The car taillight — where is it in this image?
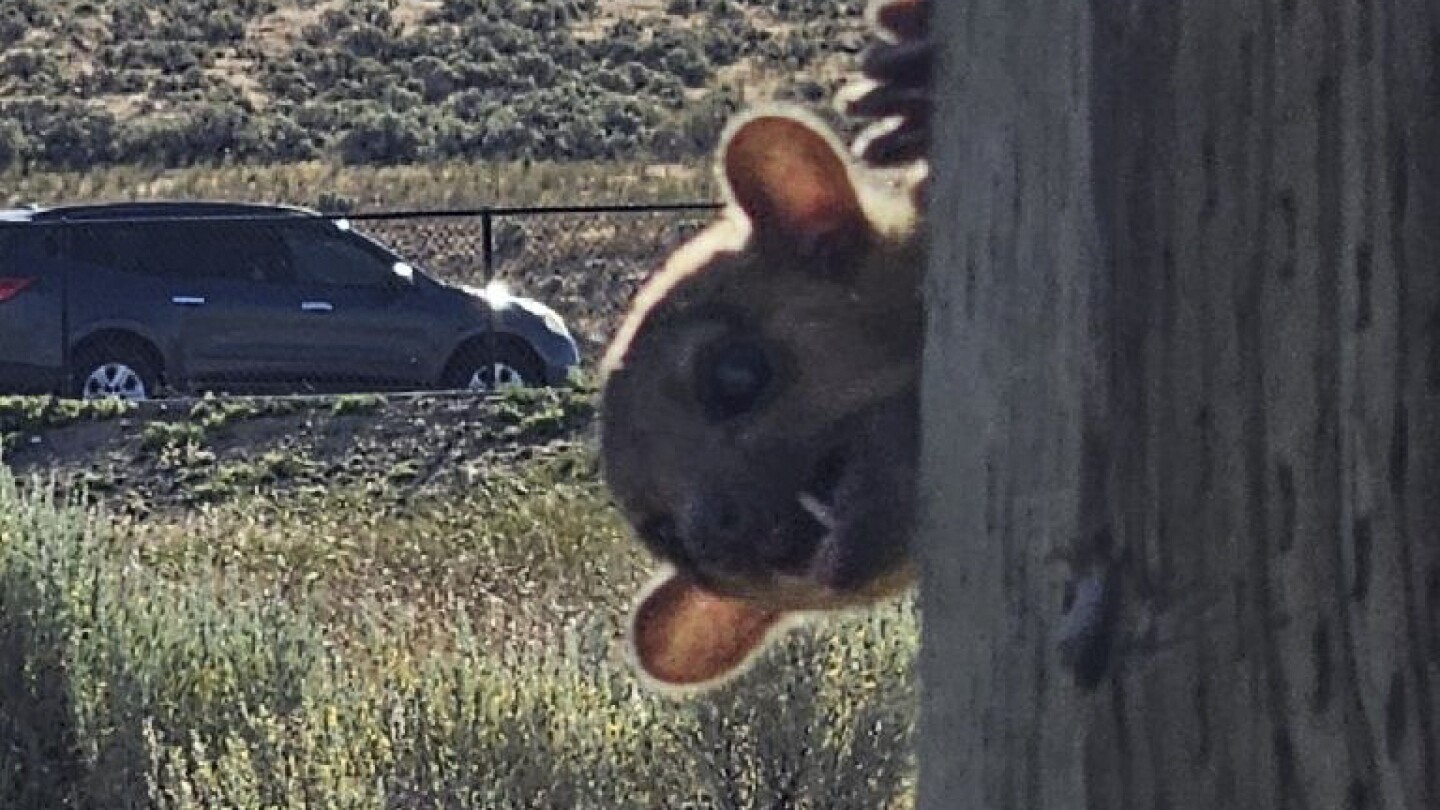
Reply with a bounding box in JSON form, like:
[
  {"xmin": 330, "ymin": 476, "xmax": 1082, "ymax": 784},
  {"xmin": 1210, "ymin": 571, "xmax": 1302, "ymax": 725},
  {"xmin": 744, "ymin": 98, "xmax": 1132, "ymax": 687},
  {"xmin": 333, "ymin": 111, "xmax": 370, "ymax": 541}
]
[{"xmin": 0, "ymin": 277, "xmax": 35, "ymax": 302}]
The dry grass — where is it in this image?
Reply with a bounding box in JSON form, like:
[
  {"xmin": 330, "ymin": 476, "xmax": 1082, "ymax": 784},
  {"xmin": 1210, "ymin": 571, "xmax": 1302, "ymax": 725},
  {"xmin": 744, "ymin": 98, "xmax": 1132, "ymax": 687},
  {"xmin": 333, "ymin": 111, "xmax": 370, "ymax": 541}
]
[
  {"xmin": 0, "ymin": 396, "xmax": 919, "ymax": 807},
  {"xmin": 2, "ymin": 159, "xmax": 715, "ymax": 211}
]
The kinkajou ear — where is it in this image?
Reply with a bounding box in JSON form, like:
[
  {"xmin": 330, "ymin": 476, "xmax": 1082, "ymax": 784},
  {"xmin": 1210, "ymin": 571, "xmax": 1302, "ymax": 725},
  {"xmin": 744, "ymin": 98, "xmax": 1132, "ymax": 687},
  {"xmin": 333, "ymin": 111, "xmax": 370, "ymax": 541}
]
[
  {"xmin": 628, "ymin": 567, "xmax": 789, "ymax": 693},
  {"xmin": 720, "ymin": 111, "xmax": 867, "ymax": 258}
]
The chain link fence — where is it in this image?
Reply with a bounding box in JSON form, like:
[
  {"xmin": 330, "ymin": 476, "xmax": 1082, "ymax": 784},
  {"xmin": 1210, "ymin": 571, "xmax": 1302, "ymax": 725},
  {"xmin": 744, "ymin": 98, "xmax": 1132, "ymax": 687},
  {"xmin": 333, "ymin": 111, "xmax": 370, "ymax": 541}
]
[
  {"xmin": 0, "ymin": 202, "xmax": 719, "ymax": 401},
  {"xmin": 350, "ymin": 204, "xmax": 717, "ymax": 361}
]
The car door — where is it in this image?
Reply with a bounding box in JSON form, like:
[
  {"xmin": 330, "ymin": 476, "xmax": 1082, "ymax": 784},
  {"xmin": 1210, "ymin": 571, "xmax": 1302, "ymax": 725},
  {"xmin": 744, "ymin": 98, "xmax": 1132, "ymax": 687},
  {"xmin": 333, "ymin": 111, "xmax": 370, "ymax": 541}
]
[
  {"xmin": 75, "ymin": 220, "xmax": 305, "ymax": 390},
  {"xmin": 172, "ymin": 220, "xmax": 316, "ymax": 389},
  {"xmin": 270, "ymin": 220, "xmax": 437, "ymax": 388}
]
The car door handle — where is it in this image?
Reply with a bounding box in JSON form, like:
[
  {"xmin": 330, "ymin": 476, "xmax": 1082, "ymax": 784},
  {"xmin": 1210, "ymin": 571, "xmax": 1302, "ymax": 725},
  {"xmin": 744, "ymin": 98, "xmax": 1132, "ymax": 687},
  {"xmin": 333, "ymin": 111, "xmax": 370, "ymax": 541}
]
[
  {"xmin": 171, "ymin": 296, "xmax": 206, "ymax": 306},
  {"xmin": 301, "ymin": 301, "xmax": 333, "ymax": 312}
]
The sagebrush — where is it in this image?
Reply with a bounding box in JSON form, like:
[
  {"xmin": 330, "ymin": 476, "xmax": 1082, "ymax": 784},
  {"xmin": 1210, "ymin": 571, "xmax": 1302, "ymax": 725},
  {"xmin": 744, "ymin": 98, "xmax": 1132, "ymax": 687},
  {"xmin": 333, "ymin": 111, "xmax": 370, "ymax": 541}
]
[
  {"xmin": 0, "ymin": 421, "xmax": 917, "ymax": 808},
  {"xmin": 0, "ymin": 0, "xmax": 866, "ymax": 170}
]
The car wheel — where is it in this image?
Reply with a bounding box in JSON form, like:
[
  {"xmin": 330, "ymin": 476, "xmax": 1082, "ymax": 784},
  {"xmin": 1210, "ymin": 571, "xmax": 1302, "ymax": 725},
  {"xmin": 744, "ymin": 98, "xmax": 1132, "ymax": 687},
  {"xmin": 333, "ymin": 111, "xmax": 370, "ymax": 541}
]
[
  {"xmin": 71, "ymin": 346, "xmax": 159, "ymax": 402},
  {"xmin": 444, "ymin": 341, "xmax": 543, "ymax": 394}
]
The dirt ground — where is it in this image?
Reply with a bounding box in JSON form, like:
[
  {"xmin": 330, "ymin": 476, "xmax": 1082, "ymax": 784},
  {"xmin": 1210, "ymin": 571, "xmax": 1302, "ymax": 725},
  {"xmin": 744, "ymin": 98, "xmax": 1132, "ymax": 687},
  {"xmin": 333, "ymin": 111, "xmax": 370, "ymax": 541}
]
[{"xmin": 0, "ymin": 390, "xmax": 597, "ymax": 513}]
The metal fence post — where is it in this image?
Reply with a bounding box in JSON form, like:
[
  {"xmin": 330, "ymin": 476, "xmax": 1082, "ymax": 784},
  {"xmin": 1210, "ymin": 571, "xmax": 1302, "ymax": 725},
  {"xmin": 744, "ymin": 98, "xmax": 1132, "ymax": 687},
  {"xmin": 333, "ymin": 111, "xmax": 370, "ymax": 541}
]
[{"xmin": 480, "ymin": 209, "xmax": 495, "ymax": 284}]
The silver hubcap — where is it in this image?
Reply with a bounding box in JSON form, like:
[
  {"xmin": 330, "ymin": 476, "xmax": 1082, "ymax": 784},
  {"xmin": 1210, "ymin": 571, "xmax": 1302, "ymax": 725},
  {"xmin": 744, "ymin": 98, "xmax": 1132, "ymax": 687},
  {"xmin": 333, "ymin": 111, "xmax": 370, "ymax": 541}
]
[
  {"xmin": 466, "ymin": 362, "xmax": 525, "ymax": 393},
  {"xmin": 82, "ymin": 362, "xmax": 148, "ymax": 401}
]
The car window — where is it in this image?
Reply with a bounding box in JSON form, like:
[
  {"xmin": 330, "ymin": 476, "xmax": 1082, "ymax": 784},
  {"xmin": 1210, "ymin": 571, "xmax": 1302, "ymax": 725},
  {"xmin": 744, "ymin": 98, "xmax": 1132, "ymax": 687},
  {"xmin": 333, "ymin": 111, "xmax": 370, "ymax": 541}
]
[
  {"xmin": 0, "ymin": 227, "xmax": 18, "ymax": 274},
  {"xmin": 67, "ymin": 222, "xmax": 203, "ymax": 278},
  {"xmin": 65, "ymin": 223, "xmax": 127, "ymax": 271},
  {"xmin": 281, "ymin": 224, "xmax": 399, "ymax": 288},
  {"xmin": 206, "ymin": 223, "xmax": 296, "ymax": 284},
  {"xmin": 3, "ymin": 228, "xmax": 56, "ymax": 272},
  {"xmin": 63, "ymin": 221, "xmax": 297, "ymax": 284}
]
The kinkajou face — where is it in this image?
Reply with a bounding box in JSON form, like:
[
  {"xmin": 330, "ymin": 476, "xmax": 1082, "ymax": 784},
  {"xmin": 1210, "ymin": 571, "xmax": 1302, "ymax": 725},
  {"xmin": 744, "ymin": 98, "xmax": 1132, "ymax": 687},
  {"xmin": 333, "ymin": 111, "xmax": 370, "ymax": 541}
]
[
  {"xmin": 600, "ymin": 0, "xmax": 934, "ymax": 692},
  {"xmin": 600, "ymin": 109, "xmax": 924, "ymax": 690}
]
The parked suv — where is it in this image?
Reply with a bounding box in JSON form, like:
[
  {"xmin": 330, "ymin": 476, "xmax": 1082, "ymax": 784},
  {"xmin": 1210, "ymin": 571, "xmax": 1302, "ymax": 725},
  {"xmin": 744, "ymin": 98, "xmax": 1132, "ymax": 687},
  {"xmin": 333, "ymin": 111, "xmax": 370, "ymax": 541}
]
[{"xmin": 0, "ymin": 202, "xmax": 580, "ymax": 400}]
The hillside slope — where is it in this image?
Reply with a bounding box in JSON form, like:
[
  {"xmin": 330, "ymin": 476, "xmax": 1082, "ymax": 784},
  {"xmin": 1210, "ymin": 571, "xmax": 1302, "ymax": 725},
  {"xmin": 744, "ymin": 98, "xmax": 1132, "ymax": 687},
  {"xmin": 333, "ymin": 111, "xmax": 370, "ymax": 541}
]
[{"xmin": 0, "ymin": 0, "xmax": 867, "ymax": 170}]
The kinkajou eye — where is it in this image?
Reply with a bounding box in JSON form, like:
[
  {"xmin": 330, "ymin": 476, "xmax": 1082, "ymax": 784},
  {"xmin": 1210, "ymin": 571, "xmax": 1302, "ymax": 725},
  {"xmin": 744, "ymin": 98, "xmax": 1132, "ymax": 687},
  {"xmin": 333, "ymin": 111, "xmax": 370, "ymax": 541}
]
[
  {"xmin": 697, "ymin": 339, "xmax": 774, "ymax": 420},
  {"xmin": 639, "ymin": 514, "xmax": 683, "ymax": 557}
]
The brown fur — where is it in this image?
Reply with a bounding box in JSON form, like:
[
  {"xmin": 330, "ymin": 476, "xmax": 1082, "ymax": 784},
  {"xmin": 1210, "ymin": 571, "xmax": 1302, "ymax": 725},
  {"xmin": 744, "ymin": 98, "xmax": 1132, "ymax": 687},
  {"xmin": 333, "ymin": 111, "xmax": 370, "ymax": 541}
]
[{"xmin": 600, "ymin": 108, "xmax": 925, "ymax": 690}]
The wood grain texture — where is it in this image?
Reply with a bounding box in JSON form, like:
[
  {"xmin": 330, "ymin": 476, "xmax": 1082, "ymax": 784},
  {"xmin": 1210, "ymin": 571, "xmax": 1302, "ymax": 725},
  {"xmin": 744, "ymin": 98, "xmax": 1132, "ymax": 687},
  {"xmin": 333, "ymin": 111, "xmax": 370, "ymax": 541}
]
[{"xmin": 917, "ymin": 1, "xmax": 1439, "ymax": 807}]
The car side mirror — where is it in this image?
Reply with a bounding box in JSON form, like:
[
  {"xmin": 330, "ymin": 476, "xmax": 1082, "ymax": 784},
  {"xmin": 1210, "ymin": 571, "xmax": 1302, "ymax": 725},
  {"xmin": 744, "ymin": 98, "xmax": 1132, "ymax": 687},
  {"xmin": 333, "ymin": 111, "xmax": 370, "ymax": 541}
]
[{"xmin": 391, "ymin": 262, "xmax": 417, "ymax": 289}]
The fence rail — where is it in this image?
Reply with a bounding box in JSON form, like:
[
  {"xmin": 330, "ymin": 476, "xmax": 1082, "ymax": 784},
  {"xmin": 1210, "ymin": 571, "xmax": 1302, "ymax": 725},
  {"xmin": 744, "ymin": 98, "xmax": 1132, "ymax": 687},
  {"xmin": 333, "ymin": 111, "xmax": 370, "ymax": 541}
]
[{"xmin": 0, "ymin": 202, "xmax": 722, "ymax": 400}]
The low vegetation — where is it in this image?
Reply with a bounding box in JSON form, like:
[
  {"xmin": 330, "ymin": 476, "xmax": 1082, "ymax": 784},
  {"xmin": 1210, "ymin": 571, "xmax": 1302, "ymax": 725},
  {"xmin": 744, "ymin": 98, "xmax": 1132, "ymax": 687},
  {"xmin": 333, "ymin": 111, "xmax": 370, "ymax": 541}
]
[
  {"xmin": 0, "ymin": 390, "xmax": 918, "ymax": 807},
  {"xmin": 0, "ymin": 159, "xmax": 714, "ymax": 211},
  {"xmin": 0, "ymin": 0, "xmax": 868, "ymax": 171},
  {"xmin": 0, "ymin": 394, "xmax": 136, "ymax": 434}
]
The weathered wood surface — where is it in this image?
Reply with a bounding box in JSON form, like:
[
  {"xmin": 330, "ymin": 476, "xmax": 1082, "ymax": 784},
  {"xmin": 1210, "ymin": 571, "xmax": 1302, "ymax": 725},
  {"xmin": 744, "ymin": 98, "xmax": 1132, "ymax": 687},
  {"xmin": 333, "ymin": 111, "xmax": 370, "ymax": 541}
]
[{"xmin": 917, "ymin": 1, "xmax": 1439, "ymax": 807}]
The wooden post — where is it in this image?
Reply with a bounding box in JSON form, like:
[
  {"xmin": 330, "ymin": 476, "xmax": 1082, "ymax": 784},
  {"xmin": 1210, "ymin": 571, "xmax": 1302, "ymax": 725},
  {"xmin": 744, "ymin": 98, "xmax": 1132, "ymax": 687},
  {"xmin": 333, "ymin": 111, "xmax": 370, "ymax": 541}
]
[{"xmin": 916, "ymin": 1, "xmax": 1440, "ymax": 807}]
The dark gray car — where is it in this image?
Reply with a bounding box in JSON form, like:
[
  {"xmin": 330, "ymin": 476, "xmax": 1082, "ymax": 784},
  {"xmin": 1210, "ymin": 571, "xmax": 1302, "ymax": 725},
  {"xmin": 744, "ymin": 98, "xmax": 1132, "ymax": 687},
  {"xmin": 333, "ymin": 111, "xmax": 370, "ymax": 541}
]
[{"xmin": 0, "ymin": 202, "xmax": 580, "ymax": 400}]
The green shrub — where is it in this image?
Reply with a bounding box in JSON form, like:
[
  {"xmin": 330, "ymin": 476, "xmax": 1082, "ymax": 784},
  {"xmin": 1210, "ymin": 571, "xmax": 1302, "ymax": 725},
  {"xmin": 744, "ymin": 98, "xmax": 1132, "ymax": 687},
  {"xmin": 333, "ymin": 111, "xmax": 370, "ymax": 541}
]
[
  {"xmin": 0, "ymin": 120, "xmax": 27, "ymax": 171},
  {"xmin": 661, "ymin": 44, "xmax": 713, "ymax": 88},
  {"xmin": 0, "ymin": 7, "xmax": 27, "ymax": 47},
  {"xmin": 0, "ymin": 394, "xmax": 133, "ymax": 435},
  {"xmin": 0, "ymin": 450, "xmax": 918, "ymax": 808},
  {"xmin": 338, "ymin": 111, "xmax": 426, "ymax": 165},
  {"xmin": 0, "ymin": 0, "xmax": 872, "ymax": 170},
  {"xmin": 200, "ymin": 10, "xmax": 246, "ymax": 44},
  {"xmin": 117, "ymin": 103, "xmax": 254, "ymax": 166},
  {"xmin": 140, "ymin": 420, "xmax": 206, "ymax": 451},
  {"xmin": 339, "ymin": 23, "xmax": 393, "ymax": 60},
  {"xmin": 241, "ymin": 114, "xmax": 320, "ymax": 162},
  {"xmin": 18, "ymin": 101, "xmax": 118, "ymax": 168}
]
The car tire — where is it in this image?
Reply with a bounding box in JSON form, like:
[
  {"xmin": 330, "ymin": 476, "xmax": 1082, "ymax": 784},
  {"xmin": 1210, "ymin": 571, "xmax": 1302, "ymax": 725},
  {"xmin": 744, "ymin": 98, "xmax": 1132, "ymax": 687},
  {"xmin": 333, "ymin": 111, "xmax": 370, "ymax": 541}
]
[
  {"xmin": 70, "ymin": 344, "xmax": 160, "ymax": 402},
  {"xmin": 443, "ymin": 339, "xmax": 544, "ymax": 394}
]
